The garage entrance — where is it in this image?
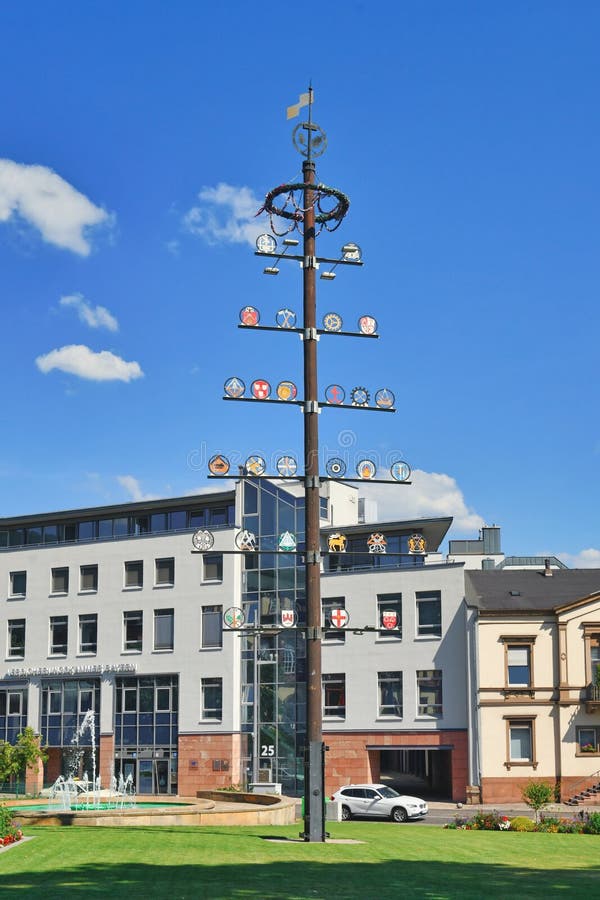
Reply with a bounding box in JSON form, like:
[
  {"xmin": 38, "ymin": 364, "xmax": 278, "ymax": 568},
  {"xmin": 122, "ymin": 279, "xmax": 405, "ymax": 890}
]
[{"xmin": 378, "ymin": 748, "xmax": 452, "ymax": 800}]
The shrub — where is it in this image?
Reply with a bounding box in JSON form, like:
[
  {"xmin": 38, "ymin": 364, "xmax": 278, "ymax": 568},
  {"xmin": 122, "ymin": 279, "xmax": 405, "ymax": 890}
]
[
  {"xmin": 0, "ymin": 804, "xmax": 21, "ymax": 842},
  {"xmin": 510, "ymin": 816, "xmax": 535, "ymax": 832},
  {"xmin": 557, "ymin": 817, "xmax": 584, "ymax": 834},
  {"xmin": 537, "ymin": 815, "xmax": 561, "ymax": 833},
  {"xmin": 522, "ymin": 780, "xmax": 554, "ymax": 823},
  {"xmin": 582, "ymin": 811, "xmax": 600, "ymax": 835},
  {"xmin": 471, "ymin": 810, "xmax": 508, "ymax": 831}
]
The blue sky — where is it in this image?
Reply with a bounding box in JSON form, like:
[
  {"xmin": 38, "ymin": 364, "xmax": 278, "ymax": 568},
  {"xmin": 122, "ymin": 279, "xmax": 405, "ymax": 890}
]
[{"xmin": 1, "ymin": 1, "xmax": 598, "ymax": 564}]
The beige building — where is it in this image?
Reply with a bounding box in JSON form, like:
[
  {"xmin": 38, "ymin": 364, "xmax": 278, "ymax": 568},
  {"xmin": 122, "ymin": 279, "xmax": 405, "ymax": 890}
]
[{"xmin": 466, "ymin": 567, "xmax": 600, "ymax": 803}]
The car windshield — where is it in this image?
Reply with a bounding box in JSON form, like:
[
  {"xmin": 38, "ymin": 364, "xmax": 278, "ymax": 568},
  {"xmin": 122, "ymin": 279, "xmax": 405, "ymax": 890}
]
[{"xmin": 377, "ymin": 786, "xmax": 400, "ymax": 798}]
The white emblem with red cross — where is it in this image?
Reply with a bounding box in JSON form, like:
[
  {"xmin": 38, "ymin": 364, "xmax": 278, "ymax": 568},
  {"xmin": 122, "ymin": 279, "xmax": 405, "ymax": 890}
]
[{"xmin": 329, "ymin": 608, "xmax": 349, "ymax": 629}]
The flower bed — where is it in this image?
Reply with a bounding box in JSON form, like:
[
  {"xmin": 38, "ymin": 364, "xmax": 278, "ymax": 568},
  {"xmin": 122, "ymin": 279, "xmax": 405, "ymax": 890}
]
[
  {"xmin": 444, "ymin": 809, "xmax": 600, "ymax": 834},
  {"xmin": 0, "ymin": 804, "xmax": 23, "ymax": 847}
]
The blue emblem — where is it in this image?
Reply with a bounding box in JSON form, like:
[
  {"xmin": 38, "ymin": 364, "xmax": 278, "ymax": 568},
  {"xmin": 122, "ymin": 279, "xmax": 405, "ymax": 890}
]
[
  {"xmin": 224, "ymin": 377, "xmax": 245, "ymax": 398},
  {"xmin": 276, "ymin": 456, "xmax": 298, "ymax": 477},
  {"xmin": 325, "ymin": 458, "xmax": 347, "ymax": 478},
  {"xmin": 390, "ymin": 460, "xmax": 411, "ymax": 482},
  {"xmin": 374, "ymin": 388, "xmax": 395, "ymax": 409}
]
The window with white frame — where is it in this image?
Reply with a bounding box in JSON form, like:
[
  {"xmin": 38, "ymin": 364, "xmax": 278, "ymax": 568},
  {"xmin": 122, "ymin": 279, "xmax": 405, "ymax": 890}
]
[
  {"xmin": 592, "ymin": 639, "xmax": 600, "ymax": 685},
  {"xmin": 123, "ymin": 610, "xmax": 143, "ymax": 652},
  {"xmin": 202, "ymin": 554, "xmax": 223, "ymax": 583},
  {"xmin": 377, "ymin": 594, "xmax": 402, "ymax": 638},
  {"xmin": 507, "ymin": 719, "xmax": 534, "ymax": 763},
  {"xmin": 378, "ymin": 671, "xmax": 402, "ymax": 717},
  {"xmin": 49, "ymin": 616, "xmax": 68, "ymax": 655},
  {"xmin": 322, "ymin": 597, "xmax": 346, "ymax": 643},
  {"xmin": 51, "ymin": 567, "xmax": 69, "ymax": 594},
  {"xmin": 201, "ymin": 677, "xmax": 222, "ymax": 719},
  {"xmin": 417, "ymin": 669, "xmax": 442, "ymax": 717},
  {"xmin": 79, "ymin": 614, "xmax": 98, "ymax": 654},
  {"xmin": 416, "ymin": 591, "xmax": 441, "ymax": 638},
  {"xmin": 10, "ymin": 571, "xmax": 26, "ymax": 597},
  {"xmin": 155, "ymin": 557, "xmax": 174, "ymax": 587},
  {"xmin": 577, "ymin": 726, "xmax": 600, "ymax": 754},
  {"xmin": 124, "ymin": 560, "xmax": 143, "ymax": 589},
  {"xmin": 154, "ymin": 608, "xmax": 174, "ymax": 651},
  {"xmin": 323, "ymin": 673, "xmax": 345, "ymax": 718},
  {"xmin": 506, "ymin": 644, "xmax": 531, "ymax": 687},
  {"xmin": 7, "ymin": 619, "xmax": 25, "ymax": 658},
  {"xmin": 80, "ymin": 564, "xmax": 98, "ymax": 592},
  {"xmin": 201, "ymin": 605, "xmax": 223, "ymax": 649}
]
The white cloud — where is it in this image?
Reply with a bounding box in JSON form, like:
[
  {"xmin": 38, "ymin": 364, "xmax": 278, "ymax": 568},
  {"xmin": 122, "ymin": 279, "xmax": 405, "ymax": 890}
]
[
  {"xmin": 35, "ymin": 345, "xmax": 143, "ymax": 382},
  {"xmin": 554, "ymin": 548, "xmax": 600, "ymax": 569},
  {"xmin": 182, "ymin": 183, "xmax": 265, "ymax": 247},
  {"xmin": 0, "ymin": 159, "xmax": 111, "ymax": 255},
  {"xmin": 60, "ymin": 293, "xmax": 119, "ymax": 331},
  {"xmin": 359, "ymin": 468, "xmax": 485, "ymax": 532},
  {"xmin": 117, "ymin": 475, "xmax": 159, "ymax": 502}
]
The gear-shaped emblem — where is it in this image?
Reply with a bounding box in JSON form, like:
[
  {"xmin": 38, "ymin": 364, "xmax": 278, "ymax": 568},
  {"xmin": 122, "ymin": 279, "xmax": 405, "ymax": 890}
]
[{"xmin": 350, "ymin": 386, "xmax": 370, "ymax": 407}]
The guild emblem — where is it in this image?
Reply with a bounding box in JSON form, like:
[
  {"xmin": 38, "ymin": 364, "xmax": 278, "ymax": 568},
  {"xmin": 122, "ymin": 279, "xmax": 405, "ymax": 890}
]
[
  {"xmin": 208, "ymin": 454, "xmax": 230, "ymax": 476},
  {"xmin": 381, "ymin": 610, "xmax": 398, "ymax": 630},
  {"xmin": 374, "ymin": 388, "xmax": 395, "ymax": 409},
  {"xmin": 408, "ymin": 533, "xmax": 427, "ymax": 555},
  {"xmin": 327, "ymin": 533, "xmax": 347, "ymax": 553},
  {"xmin": 323, "ymin": 312, "xmax": 343, "ymax": 332},
  {"xmin": 223, "ymin": 606, "xmax": 245, "ymax": 629},
  {"xmin": 235, "ymin": 529, "xmax": 257, "ymax": 551},
  {"xmin": 325, "ymin": 384, "xmax": 345, "ymax": 405},
  {"xmin": 192, "ymin": 529, "xmax": 215, "ymax": 551},
  {"xmin": 276, "ymin": 455, "xmax": 298, "ymax": 477},
  {"xmin": 239, "ymin": 306, "xmax": 260, "ymax": 326},
  {"xmin": 325, "ymin": 457, "xmax": 347, "ymax": 478},
  {"xmin": 251, "ymin": 379, "xmax": 271, "ymax": 400},
  {"xmin": 281, "ymin": 609, "xmax": 296, "ymax": 628},
  {"xmin": 276, "ymin": 381, "xmax": 298, "ymax": 401},
  {"xmin": 356, "ymin": 459, "xmax": 377, "ymax": 479},
  {"xmin": 224, "ymin": 377, "xmax": 245, "ymax": 398},
  {"xmin": 278, "ymin": 531, "xmax": 297, "ymax": 552},
  {"xmin": 390, "ymin": 460, "xmax": 411, "ymax": 482},
  {"xmin": 245, "ymin": 455, "xmax": 267, "ymax": 476},
  {"xmin": 350, "ymin": 386, "xmax": 370, "ymax": 407},
  {"xmin": 256, "ymin": 233, "xmax": 277, "ymax": 254},
  {"xmin": 358, "ymin": 315, "xmax": 377, "ymax": 335},
  {"xmin": 329, "ymin": 607, "xmax": 350, "ymax": 629},
  {"xmin": 367, "ymin": 532, "xmax": 387, "ymax": 554},
  {"xmin": 276, "ymin": 308, "xmax": 297, "ymax": 328},
  {"xmin": 342, "ymin": 242, "xmax": 362, "ymax": 262}
]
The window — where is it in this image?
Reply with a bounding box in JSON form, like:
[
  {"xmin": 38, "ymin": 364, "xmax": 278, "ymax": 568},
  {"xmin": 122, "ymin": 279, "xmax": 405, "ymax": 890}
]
[
  {"xmin": 80, "ymin": 564, "xmax": 98, "ymax": 592},
  {"xmin": 507, "ymin": 719, "xmax": 534, "ymax": 764},
  {"xmin": 201, "ymin": 677, "xmax": 223, "ymax": 720},
  {"xmin": 10, "ymin": 571, "xmax": 26, "ymax": 597},
  {"xmin": 49, "ymin": 616, "xmax": 68, "ymax": 655},
  {"xmin": 155, "ymin": 558, "xmax": 174, "ymax": 587},
  {"xmin": 154, "ymin": 608, "xmax": 174, "ymax": 651},
  {"xmin": 123, "ymin": 611, "xmax": 143, "ymax": 652},
  {"xmin": 416, "ymin": 591, "xmax": 441, "ymax": 637},
  {"xmin": 79, "ymin": 614, "xmax": 98, "ymax": 654},
  {"xmin": 202, "ymin": 554, "xmax": 223, "ymax": 583},
  {"xmin": 7, "ymin": 619, "xmax": 25, "ymax": 658},
  {"xmin": 591, "ymin": 639, "xmax": 600, "ymax": 685},
  {"xmin": 577, "ymin": 727, "xmax": 600, "ymax": 754},
  {"xmin": 124, "ymin": 561, "xmax": 143, "ymax": 589},
  {"xmin": 51, "ymin": 567, "xmax": 69, "ymax": 594},
  {"xmin": 417, "ymin": 669, "xmax": 442, "ymax": 717},
  {"xmin": 319, "ymin": 496, "xmax": 329, "ymax": 521},
  {"xmin": 506, "ymin": 645, "xmax": 531, "ymax": 687},
  {"xmin": 202, "ymin": 605, "xmax": 223, "ymax": 649},
  {"xmin": 323, "ymin": 673, "xmax": 345, "ymax": 718},
  {"xmin": 378, "ymin": 671, "xmax": 403, "ymax": 717},
  {"xmin": 377, "ymin": 593, "xmax": 402, "ymax": 638},
  {"xmin": 322, "ymin": 597, "xmax": 346, "ymax": 642}
]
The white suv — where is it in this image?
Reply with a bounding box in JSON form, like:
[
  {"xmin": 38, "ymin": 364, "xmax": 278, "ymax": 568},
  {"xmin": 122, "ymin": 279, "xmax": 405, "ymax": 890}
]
[{"xmin": 331, "ymin": 784, "xmax": 428, "ymax": 823}]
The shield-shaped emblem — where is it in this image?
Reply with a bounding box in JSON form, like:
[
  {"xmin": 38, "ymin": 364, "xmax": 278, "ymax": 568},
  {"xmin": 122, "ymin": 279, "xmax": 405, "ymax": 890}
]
[
  {"xmin": 329, "ymin": 608, "xmax": 349, "ymax": 628},
  {"xmin": 281, "ymin": 609, "xmax": 295, "ymax": 628},
  {"xmin": 358, "ymin": 315, "xmax": 377, "ymax": 335},
  {"xmin": 240, "ymin": 306, "xmax": 259, "ymax": 326},
  {"xmin": 382, "ymin": 610, "xmax": 398, "ymax": 630},
  {"xmin": 408, "ymin": 533, "xmax": 427, "ymax": 554},
  {"xmin": 251, "ymin": 379, "xmax": 271, "ymax": 400}
]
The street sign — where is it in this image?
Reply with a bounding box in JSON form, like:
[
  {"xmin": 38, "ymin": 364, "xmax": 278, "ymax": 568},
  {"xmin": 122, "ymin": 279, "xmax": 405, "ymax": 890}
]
[{"xmin": 329, "ymin": 608, "xmax": 349, "ymax": 629}]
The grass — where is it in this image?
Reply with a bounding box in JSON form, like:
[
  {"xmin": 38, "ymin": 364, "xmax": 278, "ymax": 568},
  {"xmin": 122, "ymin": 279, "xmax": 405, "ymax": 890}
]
[{"xmin": 2, "ymin": 822, "xmax": 600, "ymax": 899}]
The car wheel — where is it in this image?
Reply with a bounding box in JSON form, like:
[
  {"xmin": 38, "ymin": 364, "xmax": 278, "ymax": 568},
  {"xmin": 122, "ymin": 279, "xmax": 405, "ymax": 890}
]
[
  {"xmin": 341, "ymin": 805, "xmax": 352, "ymax": 821},
  {"xmin": 392, "ymin": 807, "xmax": 408, "ymax": 823}
]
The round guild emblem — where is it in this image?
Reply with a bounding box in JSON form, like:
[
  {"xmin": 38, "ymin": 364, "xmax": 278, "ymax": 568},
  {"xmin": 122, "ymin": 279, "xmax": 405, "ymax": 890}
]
[
  {"xmin": 251, "ymin": 379, "xmax": 271, "ymax": 400},
  {"xmin": 408, "ymin": 533, "xmax": 427, "ymax": 555},
  {"xmin": 325, "ymin": 384, "xmax": 345, "ymax": 405},
  {"xmin": 276, "ymin": 381, "xmax": 298, "ymax": 401},
  {"xmin": 374, "ymin": 388, "xmax": 395, "ymax": 409},
  {"xmin": 276, "ymin": 308, "xmax": 297, "ymax": 328},
  {"xmin": 327, "ymin": 533, "xmax": 347, "ymax": 553},
  {"xmin": 342, "ymin": 243, "xmax": 362, "ymax": 261},
  {"xmin": 235, "ymin": 529, "xmax": 257, "ymax": 551},
  {"xmin": 192, "ymin": 529, "xmax": 215, "ymax": 551},
  {"xmin": 239, "ymin": 306, "xmax": 259, "ymax": 326},
  {"xmin": 326, "ymin": 457, "xmax": 347, "ymax": 478},
  {"xmin": 350, "ymin": 386, "xmax": 370, "ymax": 407},
  {"xmin": 367, "ymin": 532, "xmax": 387, "ymax": 554},
  {"xmin": 256, "ymin": 233, "xmax": 277, "ymax": 254},
  {"xmin": 245, "ymin": 455, "xmax": 267, "ymax": 476},
  {"xmin": 224, "ymin": 377, "xmax": 245, "ymax": 398},
  {"xmin": 224, "ymin": 606, "xmax": 245, "ymax": 629},
  {"xmin": 358, "ymin": 315, "xmax": 377, "ymax": 335},
  {"xmin": 356, "ymin": 459, "xmax": 377, "ymax": 479},
  {"xmin": 276, "ymin": 456, "xmax": 298, "ymax": 477},
  {"xmin": 390, "ymin": 460, "xmax": 411, "ymax": 482},
  {"xmin": 208, "ymin": 454, "xmax": 230, "ymax": 476},
  {"xmin": 292, "ymin": 121, "xmax": 327, "ymax": 158},
  {"xmin": 323, "ymin": 312, "xmax": 343, "ymax": 332}
]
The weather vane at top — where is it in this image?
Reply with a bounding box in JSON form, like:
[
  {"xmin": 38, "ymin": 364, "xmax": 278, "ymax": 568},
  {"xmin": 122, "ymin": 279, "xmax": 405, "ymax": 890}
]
[{"xmin": 287, "ymin": 87, "xmax": 327, "ymax": 160}]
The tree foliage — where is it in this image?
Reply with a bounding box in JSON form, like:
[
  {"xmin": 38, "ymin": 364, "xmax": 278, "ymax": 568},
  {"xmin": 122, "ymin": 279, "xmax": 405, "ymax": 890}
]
[
  {"xmin": 0, "ymin": 728, "xmax": 47, "ymax": 797},
  {"xmin": 522, "ymin": 780, "xmax": 554, "ymax": 822}
]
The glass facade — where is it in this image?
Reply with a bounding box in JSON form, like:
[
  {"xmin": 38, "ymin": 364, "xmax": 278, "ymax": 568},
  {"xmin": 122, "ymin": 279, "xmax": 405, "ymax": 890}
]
[
  {"xmin": 324, "ymin": 533, "xmax": 425, "ymax": 572},
  {"xmin": 0, "ymin": 687, "xmax": 27, "ymax": 743},
  {"xmin": 40, "ymin": 678, "xmax": 100, "ymax": 778}
]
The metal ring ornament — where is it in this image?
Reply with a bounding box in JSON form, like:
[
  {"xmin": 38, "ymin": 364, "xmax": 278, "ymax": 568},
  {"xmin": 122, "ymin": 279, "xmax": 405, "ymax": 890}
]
[
  {"xmin": 292, "ymin": 122, "xmax": 327, "ymax": 158},
  {"xmin": 262, "ymin": 182, "xmax": 350, "ymax": 225}
]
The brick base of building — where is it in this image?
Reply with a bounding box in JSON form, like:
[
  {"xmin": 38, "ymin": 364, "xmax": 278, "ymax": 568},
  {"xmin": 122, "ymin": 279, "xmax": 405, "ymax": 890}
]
[
  {"xmin": 177, "ymin": 733, "xmax": 243, "ymax": 796},
  {"xmin": 324, "ymin": 729, "xmax": 469, "ymax": 803},
  {"xmin": 99, "ymin": 734, "xmax": 114, "ymax": 787},
  {"xmin": 481, "ymin": 775, "xmax": 559, "ymax": 804}
]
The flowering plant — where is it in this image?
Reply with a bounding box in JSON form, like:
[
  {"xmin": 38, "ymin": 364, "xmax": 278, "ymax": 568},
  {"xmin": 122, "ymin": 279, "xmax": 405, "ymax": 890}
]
[{"xmin": 581, "ymin": 743, "xmax": 596, "ymax": 753}]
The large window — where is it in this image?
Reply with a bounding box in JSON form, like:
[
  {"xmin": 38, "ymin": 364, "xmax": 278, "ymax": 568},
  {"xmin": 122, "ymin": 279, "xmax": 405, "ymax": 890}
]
[
  {"xmin": 124, "ymin": 561, "xmax": 143, "ymax": 589},
  {"xmin": 123, "ymin": 611, "xmax": 143, "ymax": 652},
  {"xmin": 155, "ymin": 558, "xmax": 174, "ymax": 587},
  {"xmin": 323, "ymin": 673, "xmax": 345, "ymax": 718},
  {"xmin": 79, "ymin": 614, "xmax": 98, "ymax": 654},
  {"xmin": 40, "ymin": 679, "xmax": 100, "ymax": 749},
  {"xmin": 417, "ymin": 669, "xmax": 442, "ymax": 717},
  {"xmin": 202, "ymin": 555, "xmax": 223, "ymax": 583},
  {"xmin": 416, "ymin": 592, "xmax": 441, "ymax": 638},
  {"xmin": 322, "ymin": 597, "xmax": 346, "ymax": 643},
  {"xmin": 0, "ymin": 689, "xmax": 27, "ymax": 742},
  {"xmin": 7, "ymin": 619, "xmax": 25, "ymax": 658},
  {"xmin": 507, "ymin": 719, "xmax": 534, "ymax": 764},
  {"xmin": 201, "ymin": 677, "xmax": 223, "ymax": 720},
  {"xmin": 378, "ymin": 671, "xmax": 403, "ymax": 717},
  {"xmin": 377, "ymin": 593, "xmax": 402, "ymax": 638},
  {"xmin": 80, "ymin": 565, "xmax": 98, "ymax": 592},
  {"xmin": 506, "ymin": 645, "xmax": 531, "ymax": 687},
  {"xmin": 49, "ymin": 616, "xmax": 68, "ymax": 655},
  {"xmin": 201, "ymin": 605, "xmax": 223, "ymax": 649},
  {"xmin": 154, "ymin": 609, "xmax": 174, "ymax": 651},
  {"xmin": 51, "ymin": 567, "xmax": 69, "ymax": 594},
  {"xmin": 10, "ymin": 571, "xmax": 26, "ymax": 597}
]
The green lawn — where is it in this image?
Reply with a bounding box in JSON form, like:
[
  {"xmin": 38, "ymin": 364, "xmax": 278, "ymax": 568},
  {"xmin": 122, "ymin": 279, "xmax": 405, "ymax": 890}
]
[{"xmin": 2, "ymin": 822, "xmax": 600, "ymax": 899}]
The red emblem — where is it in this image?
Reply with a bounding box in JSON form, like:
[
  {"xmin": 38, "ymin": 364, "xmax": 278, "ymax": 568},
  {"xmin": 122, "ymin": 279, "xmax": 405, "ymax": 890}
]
[
  {"xmin": 381, "ymin": 610, "xmax": 398, "ymax": 630},
  {"xmin": 329, "ymin": 608, "xmax": 349, "ymax": 629},
  {"xmin": 240, "ymin": 306, "xmax": 259, "ymax": 326},
  {"xmin": 251, "ymin": 379, "xmax": 271, "ymax": 400},
  {"xmin": 281, "ymin": 609, "xmax": 295, "ymax": 628}
]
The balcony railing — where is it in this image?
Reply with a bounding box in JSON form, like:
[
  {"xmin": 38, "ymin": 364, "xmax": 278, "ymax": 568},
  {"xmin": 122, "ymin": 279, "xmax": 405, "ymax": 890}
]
[{"xmin": 585, "ymin": 684, "xmax": 600, "ymax": 712}]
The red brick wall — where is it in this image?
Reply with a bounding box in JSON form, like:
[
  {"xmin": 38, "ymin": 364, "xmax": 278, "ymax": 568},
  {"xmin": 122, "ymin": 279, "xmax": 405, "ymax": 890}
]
[
  {"xmin": 45, "ymin": 747, "xmax": 62, "ymax": 786},
  {"xmin": 324, "ymin": 730, "xmax": 469, "ymax": 803},
  {"xmin": 177, "ymin": 733, "xmax": 242, "ymax": 796},
  {"xmin": 482, "ymin": 775, "xmax": 559, "ymax": 804},
  {"xmin": 99, "ymin": 735, "xmax": 115, "ymax": 787}
]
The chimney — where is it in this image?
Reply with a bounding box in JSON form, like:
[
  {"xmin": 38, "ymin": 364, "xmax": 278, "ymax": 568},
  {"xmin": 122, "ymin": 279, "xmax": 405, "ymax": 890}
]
[{"xmin": 544, "ymin": 559, "xmax": 553, "ymax": 577}]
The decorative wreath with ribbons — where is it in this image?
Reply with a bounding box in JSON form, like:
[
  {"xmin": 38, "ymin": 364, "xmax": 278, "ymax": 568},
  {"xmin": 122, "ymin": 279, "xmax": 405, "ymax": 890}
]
[{"xmin": 259, "ymin": 182, "xmax": 350, "ymax": 235}]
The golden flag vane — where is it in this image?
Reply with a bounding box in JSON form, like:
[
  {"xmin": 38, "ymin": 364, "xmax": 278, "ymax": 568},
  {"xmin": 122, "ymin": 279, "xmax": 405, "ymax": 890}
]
[{"xmin": 286, "ymin": 87, "xmax": 313, "ymax": 120}]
